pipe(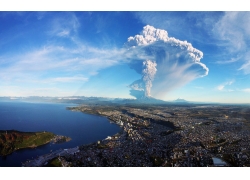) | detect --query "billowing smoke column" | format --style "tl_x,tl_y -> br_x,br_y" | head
142,60 -> 157,97
125,25 -> 209,99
